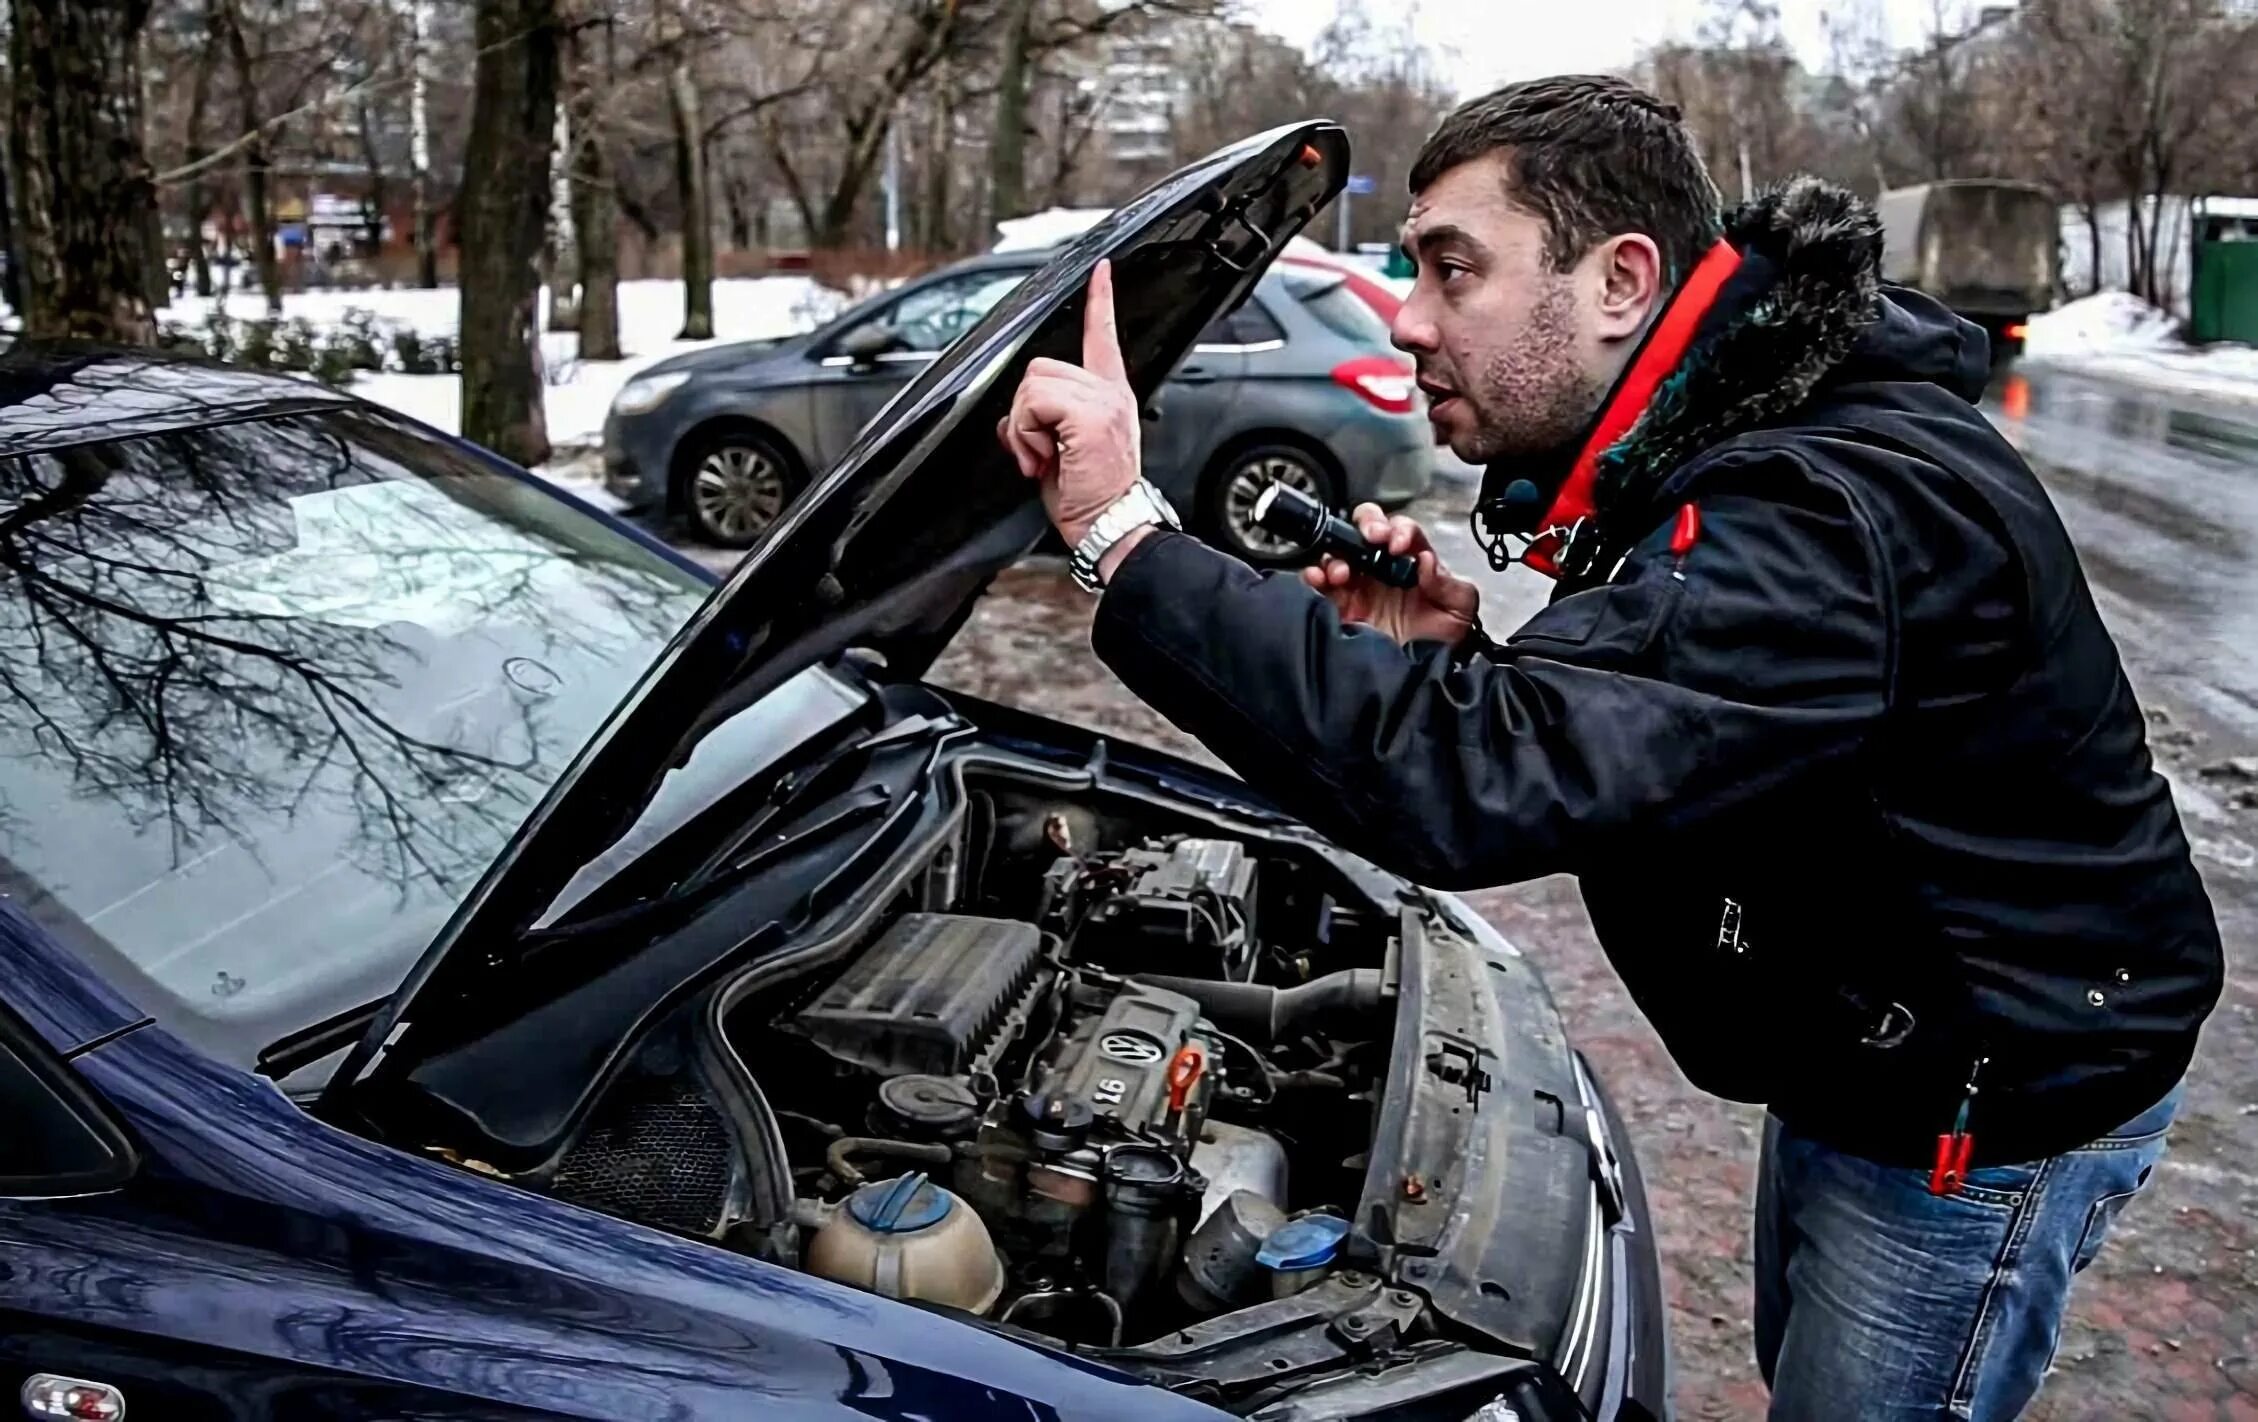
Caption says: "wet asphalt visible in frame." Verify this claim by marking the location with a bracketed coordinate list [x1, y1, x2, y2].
[653, 366, 2258, 1416]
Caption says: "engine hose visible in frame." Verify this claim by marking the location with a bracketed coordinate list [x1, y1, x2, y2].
[825, 1136, 954, 1188]
[1129, 968, 1388, 1043]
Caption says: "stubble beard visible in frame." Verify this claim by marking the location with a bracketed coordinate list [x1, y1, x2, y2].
[1455, 275, 1607, 467]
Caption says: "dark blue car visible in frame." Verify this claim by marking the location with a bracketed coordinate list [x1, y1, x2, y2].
[0, 126, 1668, 1421]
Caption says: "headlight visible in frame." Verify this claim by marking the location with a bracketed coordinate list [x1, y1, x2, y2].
[612, 370, 692, 415]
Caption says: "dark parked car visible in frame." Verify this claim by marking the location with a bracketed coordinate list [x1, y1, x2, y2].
[602, 252, 1433, 555]
[0, 125, 1665, 1421]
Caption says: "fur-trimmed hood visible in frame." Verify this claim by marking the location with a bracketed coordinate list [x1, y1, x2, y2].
[1479, 178, 1992, 570]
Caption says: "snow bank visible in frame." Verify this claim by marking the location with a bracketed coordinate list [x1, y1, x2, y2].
[147, 277, 849, 454]
[2024, 292, 2183, 357]
[2023, 292, 2258, 406]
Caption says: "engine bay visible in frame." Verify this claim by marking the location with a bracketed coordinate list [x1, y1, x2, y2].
[530, 772, 1407, 1356]
[754, 807, 1399, 1348]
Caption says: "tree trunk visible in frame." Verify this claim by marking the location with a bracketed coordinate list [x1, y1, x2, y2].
[566, 17, 619, 359]
[408, 0, 439, 288]
[356, 98, 389, 258]
[218, 0, 282, 316]
[988, 0, 1037, 224]
[141, 200, 171, 310]
[669, 60, 713, 340]
[185, 12, 215, 297]
[7, 0, 160, 343]
[0, 135, 24, 313]
[544, 97, 579, 331]
[924, 86, 953, 252]
[815, 109, 893, 249]
[2080, 198, 2101, 298]
[458, 0, 559, 468]
[2142, 182, 2171, 311]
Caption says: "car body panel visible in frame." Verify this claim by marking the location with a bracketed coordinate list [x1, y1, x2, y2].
[0, 898, 148, 1057]
[0, 992, 1228, 1420]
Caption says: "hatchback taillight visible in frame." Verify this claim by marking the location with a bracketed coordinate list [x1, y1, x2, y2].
[1331, 356, 1417, 414]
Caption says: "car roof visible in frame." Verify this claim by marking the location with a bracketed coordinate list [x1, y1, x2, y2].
[0, 343, 356, 457]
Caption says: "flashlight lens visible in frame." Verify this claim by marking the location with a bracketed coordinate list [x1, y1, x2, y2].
[1253, 481, 1324, 544]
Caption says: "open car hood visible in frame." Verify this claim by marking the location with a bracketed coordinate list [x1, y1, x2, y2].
[331, 124, 1347, 1097]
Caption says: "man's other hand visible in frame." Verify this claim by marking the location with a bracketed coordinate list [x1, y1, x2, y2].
[998, 259, 1142, 549]
[1304, 504, 1480, 647]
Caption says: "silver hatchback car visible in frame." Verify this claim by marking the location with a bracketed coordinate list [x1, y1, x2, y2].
[602, 252, 1434, 555]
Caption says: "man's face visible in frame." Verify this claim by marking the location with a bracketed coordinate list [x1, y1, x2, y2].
[1391, 155, 1615, 466]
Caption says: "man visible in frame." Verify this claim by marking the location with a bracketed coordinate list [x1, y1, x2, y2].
[1000, 77, 2223, 1417]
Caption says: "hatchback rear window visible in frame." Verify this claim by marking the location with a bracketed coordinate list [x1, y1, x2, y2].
[1291, 274, 1393, 351]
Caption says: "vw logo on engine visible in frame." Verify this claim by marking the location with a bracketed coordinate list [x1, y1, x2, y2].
[1097, 1032, 1165, 1065]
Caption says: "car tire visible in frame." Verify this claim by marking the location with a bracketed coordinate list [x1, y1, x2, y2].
[1200, 441, 1342, 566]
[675, 425, 804, 548]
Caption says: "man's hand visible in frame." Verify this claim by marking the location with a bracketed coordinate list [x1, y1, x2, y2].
[998, 259, 1142, 550]
[1303, 504, 1480, 647]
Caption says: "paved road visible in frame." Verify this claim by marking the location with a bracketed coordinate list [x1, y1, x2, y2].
[651, 369, 2258, 1418]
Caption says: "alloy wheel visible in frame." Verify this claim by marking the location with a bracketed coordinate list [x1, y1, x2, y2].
[691, 444, 787, 544]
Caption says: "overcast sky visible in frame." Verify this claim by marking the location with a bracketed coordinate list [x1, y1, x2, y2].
[1240, 0, 1958, 98]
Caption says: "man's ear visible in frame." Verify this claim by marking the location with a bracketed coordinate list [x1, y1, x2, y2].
[1591, 233, 1665, 342]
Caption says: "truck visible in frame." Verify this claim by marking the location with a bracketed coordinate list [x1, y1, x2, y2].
[1876, 180, 2060, 364]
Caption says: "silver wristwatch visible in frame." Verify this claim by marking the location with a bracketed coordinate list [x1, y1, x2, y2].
[1069, 478, 1181, 593]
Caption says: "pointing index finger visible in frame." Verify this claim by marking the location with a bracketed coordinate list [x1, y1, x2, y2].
[1083, 258, 1128, 384]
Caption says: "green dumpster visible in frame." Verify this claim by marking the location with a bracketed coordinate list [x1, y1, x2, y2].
[2192, 240, 2258, 345]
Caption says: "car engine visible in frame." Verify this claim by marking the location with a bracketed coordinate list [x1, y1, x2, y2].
[714, 820, 1400, 1348]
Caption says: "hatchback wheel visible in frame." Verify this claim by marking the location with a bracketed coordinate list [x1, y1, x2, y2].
[1204, 444, 1339, 565]
[679, 429, 800, 548]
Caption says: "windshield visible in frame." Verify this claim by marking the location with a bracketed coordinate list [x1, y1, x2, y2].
[0, 407, 831, 1066]
[843, 266, 1034, 355]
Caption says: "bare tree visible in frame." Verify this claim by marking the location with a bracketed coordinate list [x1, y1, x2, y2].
[565, 11, 620, 358]
[407, 0, 440, 287]
[987, 0, 1039, 223]
[2011, 0, 2258, 306]
[8, 0, 161, 342]
[668, 53, 714, 337]
[457, 0, 559, 466]
[758, 0, 978, 249]
[213, 0, 284, 315]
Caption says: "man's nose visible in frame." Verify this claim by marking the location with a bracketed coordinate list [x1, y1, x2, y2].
[1390, 296, 1436, 357]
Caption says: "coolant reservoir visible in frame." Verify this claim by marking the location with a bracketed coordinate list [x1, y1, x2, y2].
[806, 1173, 1006, 1315]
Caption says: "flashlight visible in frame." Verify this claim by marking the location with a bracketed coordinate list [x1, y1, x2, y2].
[1252, 482, 1420, 589]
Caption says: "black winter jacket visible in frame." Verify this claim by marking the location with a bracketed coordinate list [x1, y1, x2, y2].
[1092, 180, 2223, 1167]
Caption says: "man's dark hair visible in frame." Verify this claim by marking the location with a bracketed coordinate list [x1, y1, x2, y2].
[1410, 75, 1723, 284]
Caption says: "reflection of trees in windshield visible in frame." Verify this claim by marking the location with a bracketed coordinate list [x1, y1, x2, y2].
[0, 390, 697, 913]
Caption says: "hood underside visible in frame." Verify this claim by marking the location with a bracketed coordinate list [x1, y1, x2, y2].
[336, 123, 1349, 1096]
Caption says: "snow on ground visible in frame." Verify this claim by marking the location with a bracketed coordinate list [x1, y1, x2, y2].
[2024, 291, 2258, 406]
[155, 276, 851, 454]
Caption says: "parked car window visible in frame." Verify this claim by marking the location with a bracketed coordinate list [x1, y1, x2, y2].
[858, 269, 1031, 355]
[1196, 301, 1285, 348]
[1286, 271, 1394, 351]
[0, 408, 849, 1068]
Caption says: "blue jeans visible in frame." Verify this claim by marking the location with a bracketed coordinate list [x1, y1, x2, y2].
[1755, 1083, 2179, 1420]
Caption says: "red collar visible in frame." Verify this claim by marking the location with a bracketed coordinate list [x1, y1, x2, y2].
[1521, 239, 1743, 577]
